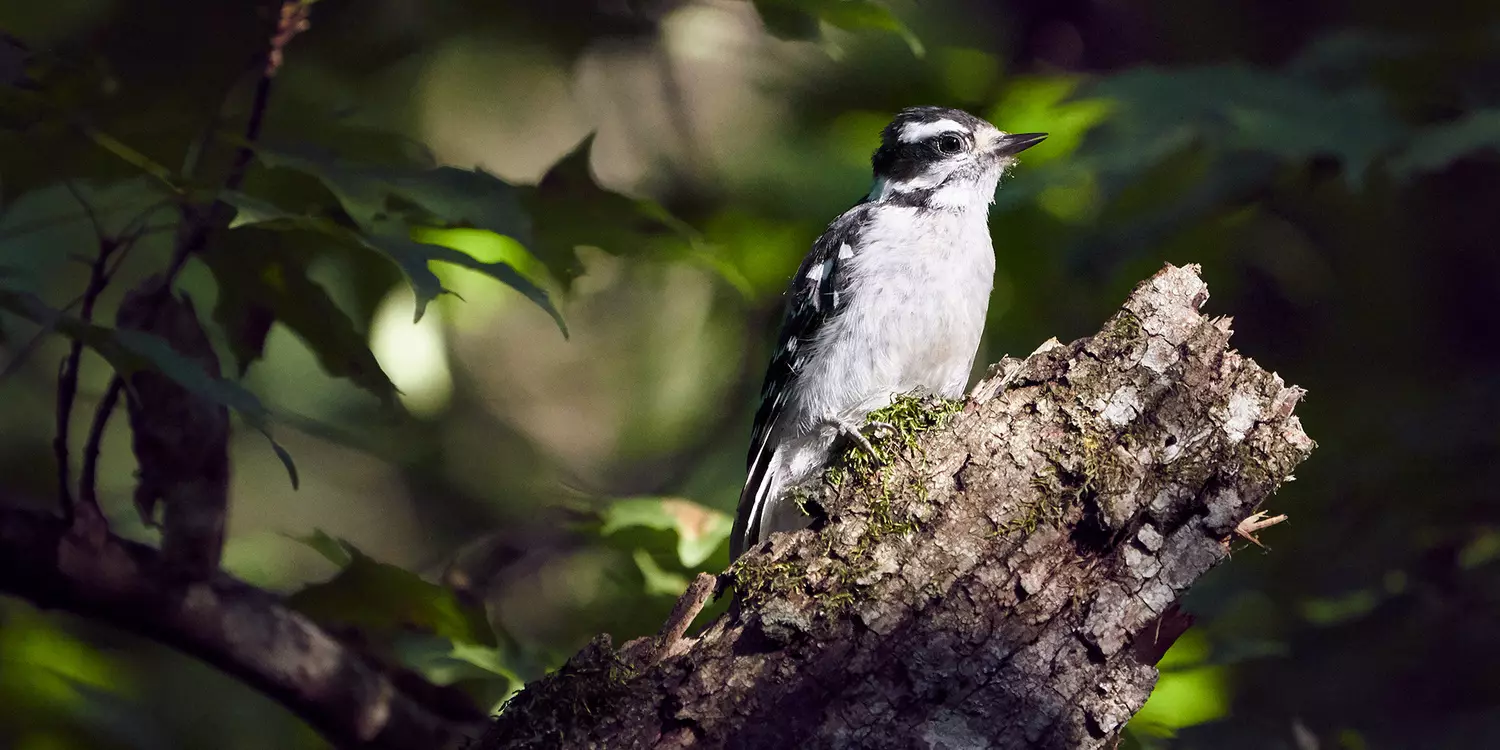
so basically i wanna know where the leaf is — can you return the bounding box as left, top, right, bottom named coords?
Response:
left=1389, top=109, right=1500, bottom=178
left=633, top=548, right=689, bottom=597
left=219, top=190, right=565, bottom=331
left=518, top=135, right=678, bottom=288
left=252, top=145, right=532, bottom=247
left=1085, top=65, right=1409, bottom=186
left=598, top=497, right=733, bottom=568
left=751, top=0, right=923, bottom=56
left=391, top=635, right=521, bottom=689
left=362, top=230, right=564, bottom=331
left=80, top=127, right=178, bottom=189
left=287, top=528, right=354, bottom=567
left=286, top=540, right=496, bottom=647
left=0, top=287, right=299, bottom=489
left=0, top=178, right=176, bottom=285
left=204, top=227, right=400, bottom=406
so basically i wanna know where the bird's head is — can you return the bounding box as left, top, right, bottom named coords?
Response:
left=868, top=106, right=1045, bottom=210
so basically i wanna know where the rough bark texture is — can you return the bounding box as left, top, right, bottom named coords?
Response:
left=481, top=263, right=1316, bottom=750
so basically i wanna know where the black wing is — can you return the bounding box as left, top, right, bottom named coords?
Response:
left=732, top=203, right=871, bottom=557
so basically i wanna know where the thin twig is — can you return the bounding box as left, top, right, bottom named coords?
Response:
left=54, top=182, right=124, bottom=521
left=72, top=8, right=293, bottom=530
left=78, top=378, right=123, bottom=519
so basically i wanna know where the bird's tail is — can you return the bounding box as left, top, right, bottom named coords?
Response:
left=731, top=446, right=782, bottom=561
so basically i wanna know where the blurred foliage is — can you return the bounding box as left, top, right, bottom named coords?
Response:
left=2, top=0, right=1500, bottom=748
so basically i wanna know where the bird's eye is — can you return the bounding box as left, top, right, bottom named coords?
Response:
left=935, top=133, right=965, bottom=155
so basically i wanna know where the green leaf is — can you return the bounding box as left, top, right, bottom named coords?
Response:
left=1086, top=65, right=1408, bottom=186
left=204, top=228, right=400, bottom=406
left=362, top=230, right=565, bottom=331
left=518, top=135, right=678, bottom=288
left=0, top=287, right=299, bottom=489
left=633, top=548, right=689, bottom=597
left=392, top=635, right=521, bottom=689
left=750, top=0, right=923, bottom=56
left=598, top=497, right=733, bottom=568
left=219, top=190, right=565, bottom=331
left=286, top=541, right=496, bottom=647
left=286, top=528, right=354, bottom=567
left=0, top=178, right=176, bottom=284
left=1389, top=109, right=1500, bottom=178
left=81, top=127, right=178, bottom=189
left=251, top=145, right=532, bottom=246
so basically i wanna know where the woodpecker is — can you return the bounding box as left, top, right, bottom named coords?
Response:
left=730, top=106, right=1045, bottom=560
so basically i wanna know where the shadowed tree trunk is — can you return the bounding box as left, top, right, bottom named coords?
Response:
left=480, top=263, right=1315, bottom=749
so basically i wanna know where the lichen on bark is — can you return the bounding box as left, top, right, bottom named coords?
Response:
left=480, top=263, right=1316, bottom=750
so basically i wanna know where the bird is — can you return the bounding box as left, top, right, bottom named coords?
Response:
left=730, top=106, right=1045, bottom=561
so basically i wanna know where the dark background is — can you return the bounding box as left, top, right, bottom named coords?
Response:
left=2, top=0, right=1498, bottom=747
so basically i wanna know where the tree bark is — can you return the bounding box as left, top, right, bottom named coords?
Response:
left=480, top=263, right=1316, bottom=749
left=0, top=509, right=486, bottom=749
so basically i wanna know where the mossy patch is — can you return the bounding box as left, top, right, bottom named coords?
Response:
left=730, top=395, right=964, bottom=617
left=826, top=394, right=963, bottom=488
left=486, top=635, right=638, bottom=748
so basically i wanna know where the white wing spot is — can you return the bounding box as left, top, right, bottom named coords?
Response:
left=838, top=243, right=854, bottom=260
left=898, top=119, right=967, bottom=143
left=806, top=259, right=826, bottom=283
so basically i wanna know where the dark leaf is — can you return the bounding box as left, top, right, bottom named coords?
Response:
left=287, top=535, right=496, bottom=647
left=0, top=178, right=176, bottom=284
left=1085, top=65, right=1407, bottom=186
left=518, top=135, right=678, bottom=288
left=252, top=145, right=532, bottom=247
left=750, top=0, right=923, bottom=56
left=0, top=286, right=299, bottom=489
left=1390, top=109, right=1500, bottom=178
left=204, top=227, right=400, bottom=407
left=220, top=190, right=565, bottom=331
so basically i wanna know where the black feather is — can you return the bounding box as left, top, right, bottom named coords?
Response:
left=734, top=202, right=872, bottom=555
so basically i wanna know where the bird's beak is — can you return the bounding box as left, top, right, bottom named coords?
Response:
left=992, top=132, right=1048, bottom=156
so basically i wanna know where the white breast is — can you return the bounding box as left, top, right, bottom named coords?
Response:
left=787, top=205, right=995, bottom=433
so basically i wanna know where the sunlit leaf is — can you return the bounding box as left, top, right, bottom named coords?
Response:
left=633, top=548, right=689, bottom=597
left=391, top=634, right=521, bottom=689
left=599, top=497, right=733, bottom=568
left=286, top=540, right=496, bottom=647
left=362, top=230, right=564, bottom=331
left=1129, top=665, right=1231, bottom=730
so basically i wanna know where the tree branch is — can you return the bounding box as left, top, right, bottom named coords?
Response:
left=479, top=263, right=1317, bottom=749
left=0, top=507, right=486, bottom=749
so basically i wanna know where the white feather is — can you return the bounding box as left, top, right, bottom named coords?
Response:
left=898, top=118, right=967, bottom=143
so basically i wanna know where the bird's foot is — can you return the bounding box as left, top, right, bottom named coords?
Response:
left=863, top=420, right=896, bottom=442
left=828, top=418, right=892, bottom=463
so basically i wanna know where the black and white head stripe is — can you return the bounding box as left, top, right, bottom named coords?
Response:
left=871, top=106, right=989, bottom=183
